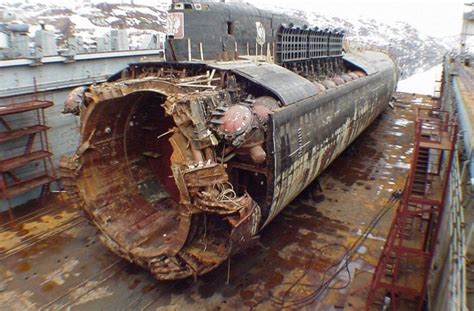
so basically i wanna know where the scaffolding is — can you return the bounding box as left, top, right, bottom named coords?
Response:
left=367, top=107, right=458, bottom=310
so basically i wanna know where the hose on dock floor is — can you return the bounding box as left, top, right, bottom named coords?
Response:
left=262, top=189, right=402, bottom=309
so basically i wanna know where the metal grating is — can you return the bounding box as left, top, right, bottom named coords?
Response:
left=276, top=25, right=344, bottom=64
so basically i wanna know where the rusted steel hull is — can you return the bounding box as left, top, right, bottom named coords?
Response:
left=264, top=59, right=396, bottom=225
left=61, top=51, right=397, bottom=280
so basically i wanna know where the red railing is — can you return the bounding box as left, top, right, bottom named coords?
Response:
left=366, top=107, right=458, bottom=310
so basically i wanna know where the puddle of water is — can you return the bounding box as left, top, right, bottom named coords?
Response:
left=385, top=144, right=403, bottom=150
left=356, top=229, right=386, bottom=241
left=386, top=131, right=403, bottom=137
left=394, top=118, right=412, bottom=127
left=394, top=162, right=410, bottom=169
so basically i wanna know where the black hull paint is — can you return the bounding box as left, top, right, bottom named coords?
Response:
left=263, top=55, right=397, bottom=225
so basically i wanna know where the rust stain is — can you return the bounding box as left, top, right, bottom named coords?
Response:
left=0, top=208, right=78, bottom=254
left=16, top=261, right=31, bottom=272
left=141, top=284, right=154, bottom=294
left=128, top=278, right=141, bottom=290
left=240, top=289, right=255, bottom=301
left=41, top=281, right=58, bottom=292
left=17, top=229, right=29, bottom=237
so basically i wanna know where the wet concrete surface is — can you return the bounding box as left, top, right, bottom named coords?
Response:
left=0, top=93, right=433, bottom=310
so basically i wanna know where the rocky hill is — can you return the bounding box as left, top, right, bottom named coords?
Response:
left=310, top=14, right=450, bottom=77
left=0, top=1, right=452, bottom=77
left=0, top=2, right=168, bottom=48
left=276, top=7, right=451, bottom=77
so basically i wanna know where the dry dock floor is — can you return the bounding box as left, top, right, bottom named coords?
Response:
left=0, top=93, right=434, bottom=310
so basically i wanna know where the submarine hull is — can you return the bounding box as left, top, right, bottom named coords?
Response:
left=60, top=51, right=397, bottom=280
left=264, top=52, right=397, bottom=225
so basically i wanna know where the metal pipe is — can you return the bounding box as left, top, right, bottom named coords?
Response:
left=188, top=38, right=192, bottom=61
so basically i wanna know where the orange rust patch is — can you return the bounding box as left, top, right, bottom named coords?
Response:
left=41, top=281, right=58, bottom=292
left=16, top=261, right=31, bottom=272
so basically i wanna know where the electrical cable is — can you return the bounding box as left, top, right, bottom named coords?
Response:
left=258, top=190, right=402, bottom=309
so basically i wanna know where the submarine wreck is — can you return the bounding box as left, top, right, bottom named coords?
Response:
left=60, top=0, right=398, bottom=280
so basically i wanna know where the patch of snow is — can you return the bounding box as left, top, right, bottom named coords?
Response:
left=126, top=6, right=157, bottom=16
left=397, top=64, right=443, bottom=96
left=105, top=16, right=120, bottom=23
left=356, top=229, right=386, bottom=242
left=112, top=8, right=127, bottom=16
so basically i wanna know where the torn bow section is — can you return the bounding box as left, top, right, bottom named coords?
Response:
left=61, top=66, right=271, bottom=280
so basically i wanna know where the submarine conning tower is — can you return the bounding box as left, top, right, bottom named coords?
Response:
left=165, top=0, right=346, bottom=76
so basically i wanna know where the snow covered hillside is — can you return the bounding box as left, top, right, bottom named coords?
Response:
left=0, top=2, right=168, bottom=48
left=0, top=1, right=453, bottom=77
left=278, top=7, right=451, bottom=77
